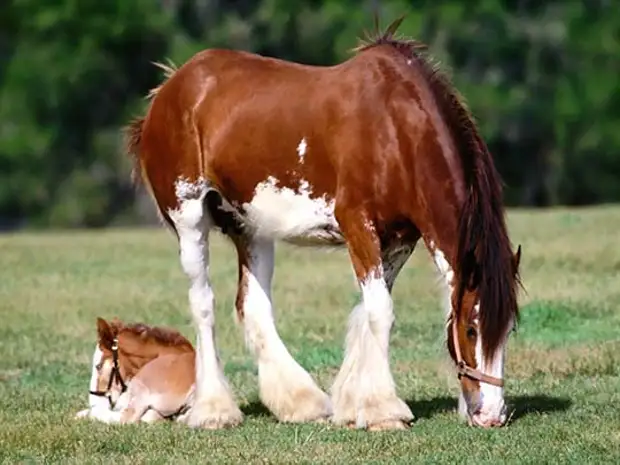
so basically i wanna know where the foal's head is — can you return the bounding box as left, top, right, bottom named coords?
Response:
left=88, top=317, right=194, bottom=408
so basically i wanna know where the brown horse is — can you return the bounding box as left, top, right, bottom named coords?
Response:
left=124, top=17, right=521, bottom=430
left=75, top=318, right=195, bottom=423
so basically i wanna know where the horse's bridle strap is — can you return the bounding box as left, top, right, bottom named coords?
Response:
left=451, top=317, right=504, bottom=387
left=88, top=338, right=128, bottom=402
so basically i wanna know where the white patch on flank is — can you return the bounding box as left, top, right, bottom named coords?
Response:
left=174, top=176, right=207, bottom=201
left=297, top=138, right=307, bottom=163
left=243, top=176, right=343, bottom=245
left=88, top=345, right=108, bottom=410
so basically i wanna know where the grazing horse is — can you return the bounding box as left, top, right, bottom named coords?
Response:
left=124, top=17, right=521, bottom=430
left=76, top=318, right=195, bottom=423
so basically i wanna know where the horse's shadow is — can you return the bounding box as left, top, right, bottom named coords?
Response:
left=241, top=394, right=572, bottom=423
left=406, top=394, right=572, bottom=421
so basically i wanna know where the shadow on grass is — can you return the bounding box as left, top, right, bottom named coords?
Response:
left=240, top=394, right=572, bottom=423
left=406, top=396, right=457, bottom=420
left=508, top=395, right=572, bottom=420
left=405, top=394, right=572, bottom=421
left=241, top=400, right=272, bottom=418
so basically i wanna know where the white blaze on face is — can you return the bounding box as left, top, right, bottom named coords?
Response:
left=297, top=138, right=307, bottom=163
left=88, top=344, right=108, bottom=410
left=473, top=303, right=508, bottom=423
left=242, top=176, right=342, bottom=245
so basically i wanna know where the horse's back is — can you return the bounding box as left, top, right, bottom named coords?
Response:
left=138, top=45, right=434, bottom=245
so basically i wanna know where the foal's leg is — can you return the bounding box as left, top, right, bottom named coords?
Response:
left=168, top=192, right=243, bottom=429
left=331, top=211, right=415, bottom=430
left=140, top=409, right=165, bottom=423
left=233, top=236, right=332, bottom=422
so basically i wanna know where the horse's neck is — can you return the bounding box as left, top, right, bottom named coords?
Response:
left=124, top=343, right=192, bottom=374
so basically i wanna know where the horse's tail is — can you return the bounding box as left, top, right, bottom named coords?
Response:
left=124, top=116, right=146, bottom=188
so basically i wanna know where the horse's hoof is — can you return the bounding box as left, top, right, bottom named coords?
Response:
left=367, top=419, right=411, bottom=431
left=74, top=409, right=91, bottom=419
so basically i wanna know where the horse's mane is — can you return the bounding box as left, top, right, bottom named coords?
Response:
left=110, top=319, right=194, bottom=352
left=355, top=16, right=521, bottom=361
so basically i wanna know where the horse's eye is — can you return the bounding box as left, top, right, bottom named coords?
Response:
left=95, top=363, right=103, bottom=371
left=466, top=327, right=476, bottom=339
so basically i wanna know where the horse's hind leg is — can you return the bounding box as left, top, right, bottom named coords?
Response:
left=232, top=235, right=332, bottom=423
left=331, top=206, right=416, bottom=430
left=167, top=186, right=243, bottom=429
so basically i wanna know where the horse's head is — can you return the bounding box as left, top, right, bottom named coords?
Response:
left=448, top=245, right=522, bottom=428
left=87, top=317, right=194, bottom=410
left=88, top=317, right=129, bottom=409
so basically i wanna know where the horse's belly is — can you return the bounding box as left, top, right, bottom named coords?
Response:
left=239, top=176, right=344, bottom=246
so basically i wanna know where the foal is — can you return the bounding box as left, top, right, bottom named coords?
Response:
left=76, top=318, right=195, bottom=424
left=125, top=17, right=521, bottom=430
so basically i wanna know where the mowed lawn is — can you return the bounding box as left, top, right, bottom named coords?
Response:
left=1, top=207, right=619, bottom=464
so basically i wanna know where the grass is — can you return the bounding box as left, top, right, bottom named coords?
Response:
left=1, top=206, right=620, bottom=464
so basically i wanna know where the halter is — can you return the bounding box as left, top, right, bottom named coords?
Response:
left=451, top=317, right=504, bottom=387
left=89, top=338, right=128, bottom=407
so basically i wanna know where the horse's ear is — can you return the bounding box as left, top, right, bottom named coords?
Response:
left=96, top=317, right=114, bottom=349
left=513, top=244, right=522, bottom=274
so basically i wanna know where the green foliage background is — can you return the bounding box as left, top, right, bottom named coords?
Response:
left=1, top=0, right=619, bottom=228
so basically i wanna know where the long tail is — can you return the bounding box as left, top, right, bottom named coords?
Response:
left=124, top=116, right=146, bottom=187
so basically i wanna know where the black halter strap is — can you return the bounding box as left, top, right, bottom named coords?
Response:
left=89, top=338, right=128, bottom=406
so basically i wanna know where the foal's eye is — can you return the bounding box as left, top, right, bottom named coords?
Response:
left=466, top=327, right=477, bottom=339
left=95, top=362, right=103, bottom=371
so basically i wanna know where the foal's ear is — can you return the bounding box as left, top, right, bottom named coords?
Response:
left=512, top=244, right=522, bottom=274
left=96, top=317, right=115, bottom=349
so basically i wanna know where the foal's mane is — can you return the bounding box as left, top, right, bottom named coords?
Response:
left=356, top=16, right=520, bottom=360
left=111, top=319, right=194, bottom=352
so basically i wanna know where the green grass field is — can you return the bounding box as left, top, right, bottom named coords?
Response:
left=1, top=207, right=619, bottom=464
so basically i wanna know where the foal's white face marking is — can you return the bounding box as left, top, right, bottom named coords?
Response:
left=297, top=138, right=307, bottom=163
left=243, top=176, right=342, bottom=245
left=89, top=345, right=107, bottom=410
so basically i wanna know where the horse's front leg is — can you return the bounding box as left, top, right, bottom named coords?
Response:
left=75, top=405, right=122, bottom=424
left=233, top=236, right=332, bottom=423
left=331, top=207, right=415, bottom=430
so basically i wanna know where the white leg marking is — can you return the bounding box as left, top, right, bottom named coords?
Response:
left=241, top=238, right=331, bottom=422
left=168, top=180, right=242, bottom=429
left=140, top=409, right=164, bottom=423
left=79, top=405, right=122, bottom=424
left=332, top=268, right=412, bottom=429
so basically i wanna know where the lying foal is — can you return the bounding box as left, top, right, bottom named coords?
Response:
left=75, top=317, right=195, bottom=424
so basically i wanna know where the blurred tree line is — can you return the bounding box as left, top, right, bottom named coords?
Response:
left=1, top=0, right=619, bottom=228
